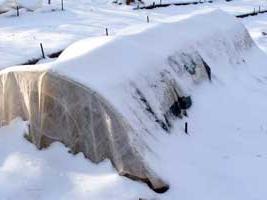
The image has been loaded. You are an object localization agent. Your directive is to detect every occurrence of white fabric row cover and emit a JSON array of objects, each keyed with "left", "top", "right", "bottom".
[{"left": 0, "top": 10, "right": 256, "bottom": 192}]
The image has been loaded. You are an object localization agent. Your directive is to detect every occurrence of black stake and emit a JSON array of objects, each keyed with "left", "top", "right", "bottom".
[
  {"left": 40, "top": 43, "right": 45, "bottom": 59},
  {"left": 61, "top": 0, "right": 64, "bottom": 11},
  {"left": 160, "top": 0, "right": 162, "bottom": 5},
  {"left": 147, "top": 16, "right": 150, "bottom": 23},
  {"left": 152, "top": 1, "right": 155, "bottom": 8},
  {"left": 16, "top": 6, "right": 19, "bottom": 16},
  {"left": 48, "top": 0, "right": 51, "bottom": 4},
  {"left": 259, "top": 6, "right": 261, "bottom": 13},
  {"left": 185, "top": 122, "right": 188, "bottom": 134},
  {"left": 105, "top": 28, "right": 109, "bottom": 36}
]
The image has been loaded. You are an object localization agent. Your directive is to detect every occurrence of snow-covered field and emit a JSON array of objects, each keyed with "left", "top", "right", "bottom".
[
  {"left": 1, "top": 0, "right": 267, "bottom": 68},
  {"left": 1, "top": 0, "right": 267, "bottom": 200}
]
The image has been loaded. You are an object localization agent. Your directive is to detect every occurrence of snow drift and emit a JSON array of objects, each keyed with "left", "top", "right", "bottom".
[
  {"left": 0, "top": 10, "right": 257, "bottom": 192},
  {"left": 0, "top": 0, "right": 42, "bottom": 13}
]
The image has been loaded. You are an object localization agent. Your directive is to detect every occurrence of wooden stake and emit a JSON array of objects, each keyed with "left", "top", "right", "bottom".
[
  {"left": 16, "top": 6, "right": 19, "bottom": 17},
  {"left": 185, "top": 122, "right": 188, "bottom": 134},
  {"left": 61, "top": 0, "right": 64, "bottom": 11},
  {"left": 147, "top": 16, "right": 150, "bottom": 23},
  {"left": 40, "top": 43, "right": 45, "bottom": 59},
  {"left": 105, "top": 28, "right": 109, "bottom": 36}
]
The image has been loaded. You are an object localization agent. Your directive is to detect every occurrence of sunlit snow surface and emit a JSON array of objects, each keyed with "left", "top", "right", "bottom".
[
  {"left": 0, "top": 119, "right": 152, "bottom": 199},
  {"left": 1, "top": 60, "right": 267, "bottom": 199},
  {"left": 0, "top": 0, "right": 267, "bottom": 68},
  {"left": 1, "top": 0, "right": 267, "bottom": 200}
]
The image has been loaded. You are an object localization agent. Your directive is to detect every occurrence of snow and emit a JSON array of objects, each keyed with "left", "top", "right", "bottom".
[
  {"left": 153, "top": 48, "right": 267, "bottom": 199},
  {"left": 242, "top": 14, "right": 267, "bottom": 53},
  {"left": 0, "top": 0, "right": 42, "bottom": 12},
  {"left": 0, "top": 119, "right": 153, "bottom": 200},
  {"left": 0, "top": 0, "right": 267, "bottom": 69},
  {"left": 2, "top": 10, "right": 253, "bottom": 144},
  {"left": 1, "top": 0, "right": 267, "bottom": 199},
  {"left": 1, "top": 36, "right": 267, "bottom": 199},
  {"left": 47, "top": 10, "right": 243, "bottom": 95}
]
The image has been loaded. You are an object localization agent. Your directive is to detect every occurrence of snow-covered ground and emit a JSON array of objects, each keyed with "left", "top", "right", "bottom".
[
  {"left": 2, "top": 49, "right": 267, "bottom": 199},
  {"left": 1, "top": 0, "right": 267, "bottom": 200},
  {"left": 243, "top": 13, "right": 267, "bottom": 53},
  {"left": 0, "top": 119, "right": 153, "bottom": 199},
  {"left": 1, "top": 0, "right": 267, "bottom": 68}
]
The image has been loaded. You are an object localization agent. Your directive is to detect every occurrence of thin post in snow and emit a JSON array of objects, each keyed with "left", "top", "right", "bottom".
[
  {"left": 147, "top": 16, "right": 150, "bottom": 23},
  {"left": 16, "top": 6, "right": 19, "bottom": 17},
  {"left": 105, "top": 28, "right": 109, "bottom": 36},
  {"left": 61, "top": 0, "right": 64, "bottom": 11},
  {"left": 48, "top": 0, "right": 51, "bottom": 4},
  {"left": 40, "top": 43, "right": 45, "bottom": 59},
  {"left": 253, "top": 8, "right": 256, "bottom": 14},
  {"left": 259, "top": 6, "right": 261, "bottom": 13},
  {"left": 185, "top": 122, "right": 188, "bottom": 134},
  {"left": 152, "top": 1, "right": 155, "bottom": 8},
  {"left": 160, "top": 0, "right": 162, "bottom": 5}
]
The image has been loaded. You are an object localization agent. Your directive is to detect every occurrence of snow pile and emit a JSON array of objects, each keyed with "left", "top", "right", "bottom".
[
  {"left": 53, "top": 8, "right": 254, "bottom": 146},
  {"left": 0, "top": 118, "right": 153, "bottom": 199},
  {"left": 0, "top": 9, "right": 265, "bottom": 194},
  {"left": 0, "top": 0, "right": 42, "bottom": 12}
]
